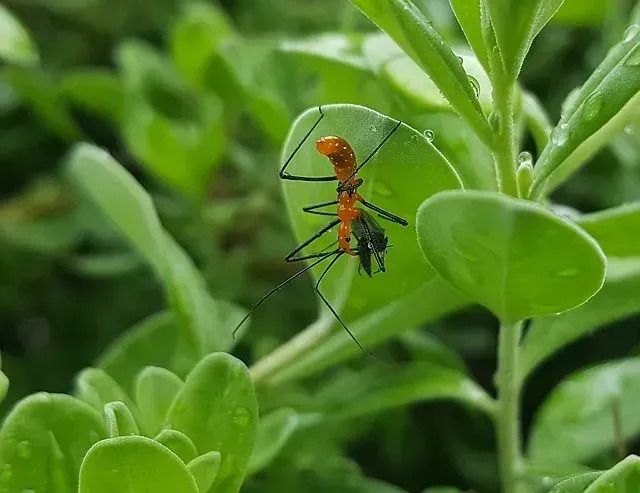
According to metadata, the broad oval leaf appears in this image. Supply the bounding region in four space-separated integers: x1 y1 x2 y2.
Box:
350 0 492 144
165 353 257 493
154 429 198 463
0 5 39 66
583 456 640 492
135 366 184 435
105 401 139 437
531 26 640 198
548 472 602 493
0 393 105 492
577 202 640 257
78 436 198 493
520 259 640 380
416 191 606 321
529 359 640 465
188 451 222 492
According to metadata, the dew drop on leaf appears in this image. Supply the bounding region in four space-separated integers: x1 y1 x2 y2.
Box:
468 75 480 97
518 151 533 166
582 91 603 120
457 55 463 64
232 407 251 427
623 24 640 43
551 123 569 146
423 129 434 143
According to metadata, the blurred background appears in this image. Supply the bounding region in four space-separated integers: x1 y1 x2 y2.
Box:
1 0 639 490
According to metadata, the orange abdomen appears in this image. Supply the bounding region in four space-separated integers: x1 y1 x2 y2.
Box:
316 136 358 184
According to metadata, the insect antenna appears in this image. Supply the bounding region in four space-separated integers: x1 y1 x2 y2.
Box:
232 249 340 338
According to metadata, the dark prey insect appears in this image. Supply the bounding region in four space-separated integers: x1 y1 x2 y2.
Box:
233 106 408 352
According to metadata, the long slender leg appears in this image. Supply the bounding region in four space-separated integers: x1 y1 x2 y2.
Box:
359 216 385 273
285 218 340 262
233 250 339 337
359 198 408 226
302 199 339 217
313 251 369 354
279 106 337 182
337 120 402 192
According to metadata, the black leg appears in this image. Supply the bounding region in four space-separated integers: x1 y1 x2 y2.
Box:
359 198 408 226
279 106 337 182
337 120 402 192
302 199 339 217
285 218 340 262
313 251 369 354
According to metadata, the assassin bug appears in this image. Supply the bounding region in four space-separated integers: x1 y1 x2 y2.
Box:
233 107 407 352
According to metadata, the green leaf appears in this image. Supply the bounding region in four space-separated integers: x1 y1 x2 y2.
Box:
78 436 199 493
485 0 565 77
449 0 490 72
68 251 141 279
416 191 606 321
154 429 198 463
166 353 257 493
553 0 609 26
0 371 7 404
0 5 39 65
548 472 603 493
531 26 640 198
61 69 124 122
520 259 640 380
0 393 105 492
529 359 640 465
104 401 139 437
188 451 222 492
399 331 465 372
576 203 640 257
350 0 492 144
583 456 640 492
248 408 300 474
136 366 184 435
317 362 494 418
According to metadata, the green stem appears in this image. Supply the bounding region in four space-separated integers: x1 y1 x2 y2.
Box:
496 319 524 493
492 78 519 197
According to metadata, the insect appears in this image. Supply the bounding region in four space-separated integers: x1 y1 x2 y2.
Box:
233 107 407 352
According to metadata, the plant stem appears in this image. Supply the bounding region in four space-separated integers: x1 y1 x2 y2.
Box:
496 319 524 493
492 77 519 197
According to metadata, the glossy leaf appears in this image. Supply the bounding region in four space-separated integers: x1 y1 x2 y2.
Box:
188 451 222 492
0 393 105 492
485 0 565 77
350 0 492 144
548 472 602 493
166 353 257 493
416 191 606 321
520 259 640 380
529 359 640 464
0 5 39 65
154 429 198 463
135 366 184 435
104 401 139 437
78 436 198 493
577 202 640 257
583 456 640 492
317 362 494 418
531 26 640 198
248 408 300 474
449 0 490 72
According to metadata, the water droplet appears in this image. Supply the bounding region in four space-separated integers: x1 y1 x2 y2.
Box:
468 75 480 97
551 123 569 146
373 182 393 197
1 465 12 481
457 55 463 64
517 151 533 166
232 407 251 427
409 134 420 143
489 111 502 133
492 45 500 55
625 125 635 135
17 441 31 459
625 44 640 66
623 24 640 43
423 129 434 142
554 267 579 277
582 91 603 120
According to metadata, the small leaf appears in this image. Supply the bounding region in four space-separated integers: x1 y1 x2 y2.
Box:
0 4 39 65
188 451 222 492
62 69 124 122
520 259 640 380
531 26 640 198
248 408 300 474
583 456 640 492
350 0 492 144
78 436 198 493
417 191 606 321
166 353 258 493
448 0 490 72
529 359 640 465
104 401 139 437
317 362 495 418
154 429 198 463
548 472 602 493
577 202 640 257
136 366 184 435
0 393 105 492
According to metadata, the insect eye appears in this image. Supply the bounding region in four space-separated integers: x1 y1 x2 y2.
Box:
345 236 351 243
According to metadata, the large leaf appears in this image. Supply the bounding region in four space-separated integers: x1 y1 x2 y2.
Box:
529 359 640 465
583 456 640 492
165 353 257 493
416 191 606 321
576 203 640 257
0 393 105 492
520 259 640 380
531 25 640 198
0 5 39 65
548 472 602 493
350 0 492 144
78 436 199 493
485 0 565 77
